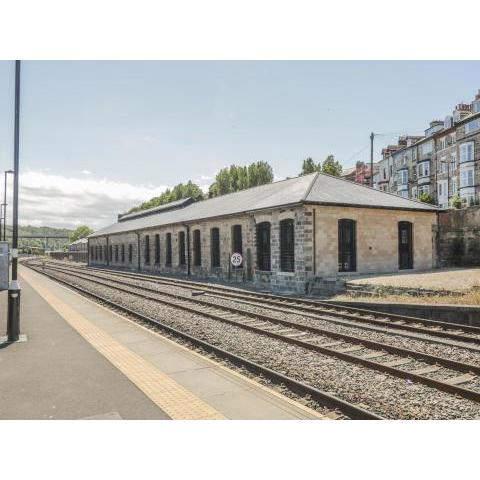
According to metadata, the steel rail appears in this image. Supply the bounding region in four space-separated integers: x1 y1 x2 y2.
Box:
76 262 480 335
32 263 480 405
37 263 480 376
24 263 382 420
45 261 480 344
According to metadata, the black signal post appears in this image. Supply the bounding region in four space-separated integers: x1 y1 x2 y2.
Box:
7 60 21 342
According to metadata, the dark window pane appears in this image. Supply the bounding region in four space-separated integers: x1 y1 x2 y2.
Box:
211 228 220 267
256 222 271 271
155 234 160 264
166 233 172 265
232 225 243 256
179 231 186 265
193 230 201 266
280 219 295 272
145 235 150 264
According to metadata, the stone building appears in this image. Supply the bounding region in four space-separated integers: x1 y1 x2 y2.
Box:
68 237 88 262
376 89 480 208
88 173 439 293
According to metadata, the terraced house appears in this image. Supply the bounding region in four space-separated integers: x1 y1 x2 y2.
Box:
376 90 480 208
88 173 439 293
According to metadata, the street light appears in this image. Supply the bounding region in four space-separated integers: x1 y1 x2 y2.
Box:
7 60 21 342
3 169 14 242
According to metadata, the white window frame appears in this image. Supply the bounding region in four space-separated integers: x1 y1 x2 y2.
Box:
460 168 474 188
421 141 433 155
460 142 474 163
465 119 480 135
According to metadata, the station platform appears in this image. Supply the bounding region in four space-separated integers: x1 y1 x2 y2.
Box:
0 265 323 420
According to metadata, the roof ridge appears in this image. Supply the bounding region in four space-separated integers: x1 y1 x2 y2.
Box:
301 171 320 201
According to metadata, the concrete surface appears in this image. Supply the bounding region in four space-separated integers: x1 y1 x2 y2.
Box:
0 265 323 420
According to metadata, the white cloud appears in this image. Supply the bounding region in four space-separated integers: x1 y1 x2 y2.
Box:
81 169 92 175
16 170 169 230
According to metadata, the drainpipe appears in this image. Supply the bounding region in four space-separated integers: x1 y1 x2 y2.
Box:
87 237 90 266
184 223 191 276
136 231 141 272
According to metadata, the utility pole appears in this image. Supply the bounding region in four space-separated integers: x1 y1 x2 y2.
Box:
7 60 21 342
3 169 14 241
370 132 375 187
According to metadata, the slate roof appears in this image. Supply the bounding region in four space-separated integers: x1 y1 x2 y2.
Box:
305 173 440 211
118 197 194 222
89 173 439 238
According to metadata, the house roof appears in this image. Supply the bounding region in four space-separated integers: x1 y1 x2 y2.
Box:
89 173 439 238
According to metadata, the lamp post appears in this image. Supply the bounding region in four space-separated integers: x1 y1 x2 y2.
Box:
3 169 14 242
7 60 21 342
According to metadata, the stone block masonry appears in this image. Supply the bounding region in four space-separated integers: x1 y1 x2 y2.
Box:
89 203 438 294
438 206 480 267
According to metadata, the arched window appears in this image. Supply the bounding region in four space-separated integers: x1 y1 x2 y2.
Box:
280 219 295 272
121 244 125 263
256 222 271 271
99 245 102 261
144 235 150 264
231 225 243 256
155 234 160 264
178 231 186 265
128 244 133 263
211 227 220 268
166 233 172 265
109 245 113 262
115 245 119 262
338 219 356 272
193 229 201 266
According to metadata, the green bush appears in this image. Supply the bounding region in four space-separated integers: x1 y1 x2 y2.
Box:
418 192 435 205
451 194 462 209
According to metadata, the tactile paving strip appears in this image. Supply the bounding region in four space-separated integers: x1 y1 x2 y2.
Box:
22 268 225 420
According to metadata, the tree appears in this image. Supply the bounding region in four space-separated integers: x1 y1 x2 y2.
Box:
127 180 204 213
299 157 320 176
69 225 93 242
418 192 435 205
321 155 342 176
209 161 274 198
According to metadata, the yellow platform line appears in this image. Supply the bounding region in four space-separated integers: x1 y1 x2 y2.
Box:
21 268 225 420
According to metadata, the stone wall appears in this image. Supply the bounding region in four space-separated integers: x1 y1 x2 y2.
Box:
88 204 438 294
438 206 480 266
88 205 307 293
306 205 437 278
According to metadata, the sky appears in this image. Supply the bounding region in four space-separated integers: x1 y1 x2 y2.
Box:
0 60 479 230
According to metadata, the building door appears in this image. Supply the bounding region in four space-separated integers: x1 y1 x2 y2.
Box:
398 221 413 270
338 219 356 272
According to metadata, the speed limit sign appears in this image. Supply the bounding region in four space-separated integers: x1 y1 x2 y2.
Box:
230 252 243 267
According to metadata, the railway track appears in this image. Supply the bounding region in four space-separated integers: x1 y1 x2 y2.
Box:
25 260 480 414
48 260 480 348
23 260 382 420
